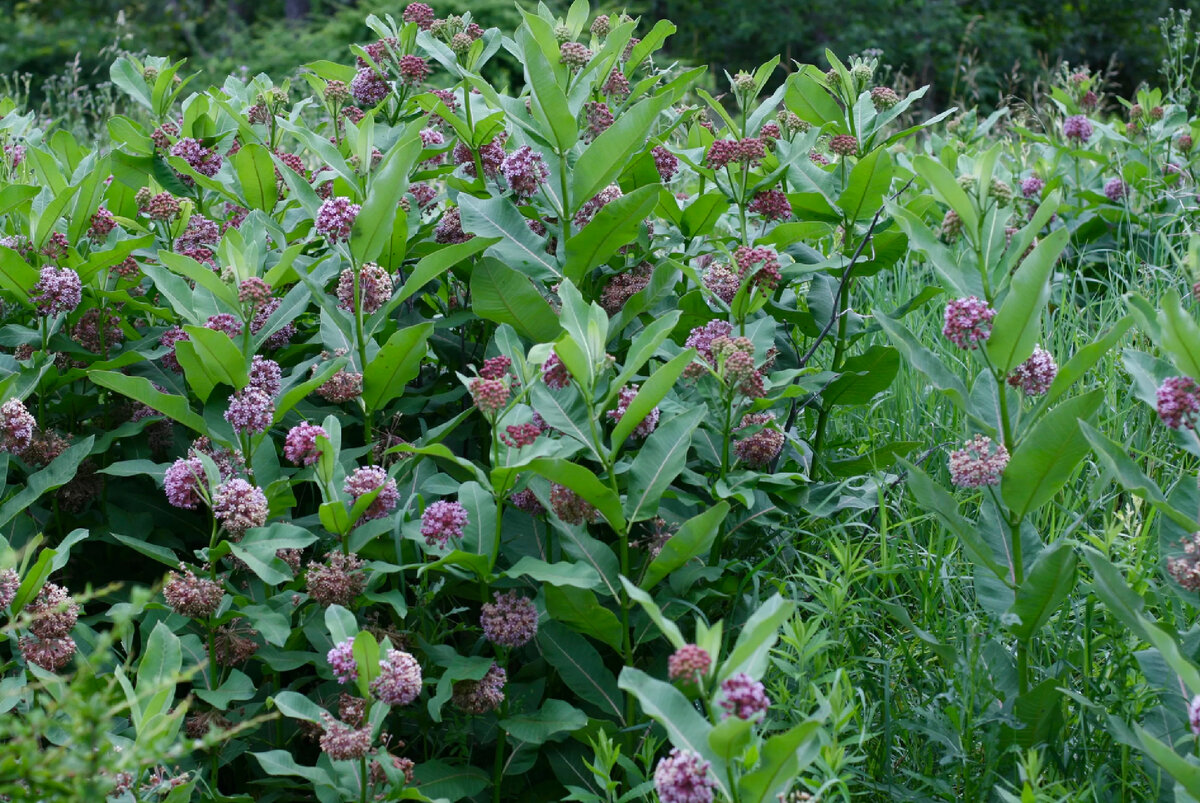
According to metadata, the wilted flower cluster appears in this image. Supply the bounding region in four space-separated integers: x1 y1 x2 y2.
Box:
452 663 507 714
947 434 1010 488
480 590 538 647
1167 532 1200 592
306 551 367 606
163 565 224 618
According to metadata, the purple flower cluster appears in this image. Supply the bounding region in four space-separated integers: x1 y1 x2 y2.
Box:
500 145 549 200
315 197 361 242
403 2 436 29
719 672 770 720
285 422 328 466
89 206 116 240
942 296 996 350
947 434 1010 488
654 749 718 803
170 138 223 177
319 713 372 760
420 500 468 547
31 266 82 316
480 590 538 647
1063 115 1094 143
1007 346 1057 396
225 387 275 434
829 134 859 156
344 465 399 522
1168 532 1200 591
573 183 624 227
684 320 735 376
748 189 792 221
164 456 206 509
0 398 35 454
733 412 784 467
397 55 431 86
1021 176 1045 198
542 351 572 390
351 68 390 106
470 377 510 416
371 649 423 705
705 138 766 169
734 245 781 290
213 478 269 536
0 569 18 609
434 206 473 244
327 638 358 684
1103 177 1128 201
1157 376 1200 429
653 145 679 181
249 356 282 398
606 384 659 438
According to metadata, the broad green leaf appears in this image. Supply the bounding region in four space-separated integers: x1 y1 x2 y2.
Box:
738 719 823 803
680 192 731 239
506 556 601 589
1007 541 1077 641
362 323 433 411
252 751 336 787
571 94 673 208
902 460 1005 579
457 196 561 281
986 227 1069 373
182 325 249 394
1080 546 1147 636
1001 388 1103 519
0 436 95 530
821 344 900 406
537 621 624 722
526 457 625 532
195 669 256 709
470 257 562 343
913 154 978 236
499 698 587 744
272 690 326 724
610 350 695 456
233 143 279 212
351 133 422 264
1080 420 1197 529
353 630 382 700
1133 725 1200 799
837 147 893 222
563 184 659 283
622 578 686 648
543 585 623 650
624 407 704 521
718 594 795 682
1160 289 1200 382
396 237 496 304
641 502 730 588
90 372 206 433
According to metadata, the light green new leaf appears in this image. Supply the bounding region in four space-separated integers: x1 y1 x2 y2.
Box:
1001 388 1102 519
1007 541 1077 641
362 323 433 411
986 227 1069 373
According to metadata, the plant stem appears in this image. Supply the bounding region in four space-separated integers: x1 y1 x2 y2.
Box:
492 718 507 803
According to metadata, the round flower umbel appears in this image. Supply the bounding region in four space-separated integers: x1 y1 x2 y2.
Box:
164 456 206 509
541 351 572 390
947 434 1009 488
315 197 361 242
469 377 510 417
31 266 82 316
500 145 549 201
668 644 712 686
285 422 328 467
1020 176 1045 198
1157 376 1200 429
212 478 269 537
371 648 423 705
480 590 538 648
1007 346 1057 396
1062 115 1094 143
0 568 19 609
163 565 224 618
1168 532 1200 592
336 262 394 315
550 483 600 525
225 386 275 435
718 672 770 720
327 638 358 684
26 582 79 640
319 713 372 761
1103 177 1129 202
351 68 390 106
249 356 282 398
654 749 718 803
344 465 399 523
942 296 996 349
420 500 468 547
0 398 35 454
733 412 785 467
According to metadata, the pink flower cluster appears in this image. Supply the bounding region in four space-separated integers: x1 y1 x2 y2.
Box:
336 262 393 314
1007 346 1057 396
947 434 1009 488
748 189 792 221
733 412 784 467
306 551 366 606
327 637 358 684
453 663 507 714
550 483 599 525
0 398 35 453
942 296 996 350
213 478 268 536
163 565 224 618
542 351 572 390
1063 115 1094 143
1157 376 1200 429
734 245 781 290
285 422 328 466
315 197 361 242
719 672 770 720
345 465 399 522
705 138 766 169
225 387 275 434
667 644 712 686
654 749 717 803
31 266 82 316
371 649 423 705
500 145 549 200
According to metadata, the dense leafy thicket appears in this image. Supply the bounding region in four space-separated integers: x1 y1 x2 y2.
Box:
8 2 1200 802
